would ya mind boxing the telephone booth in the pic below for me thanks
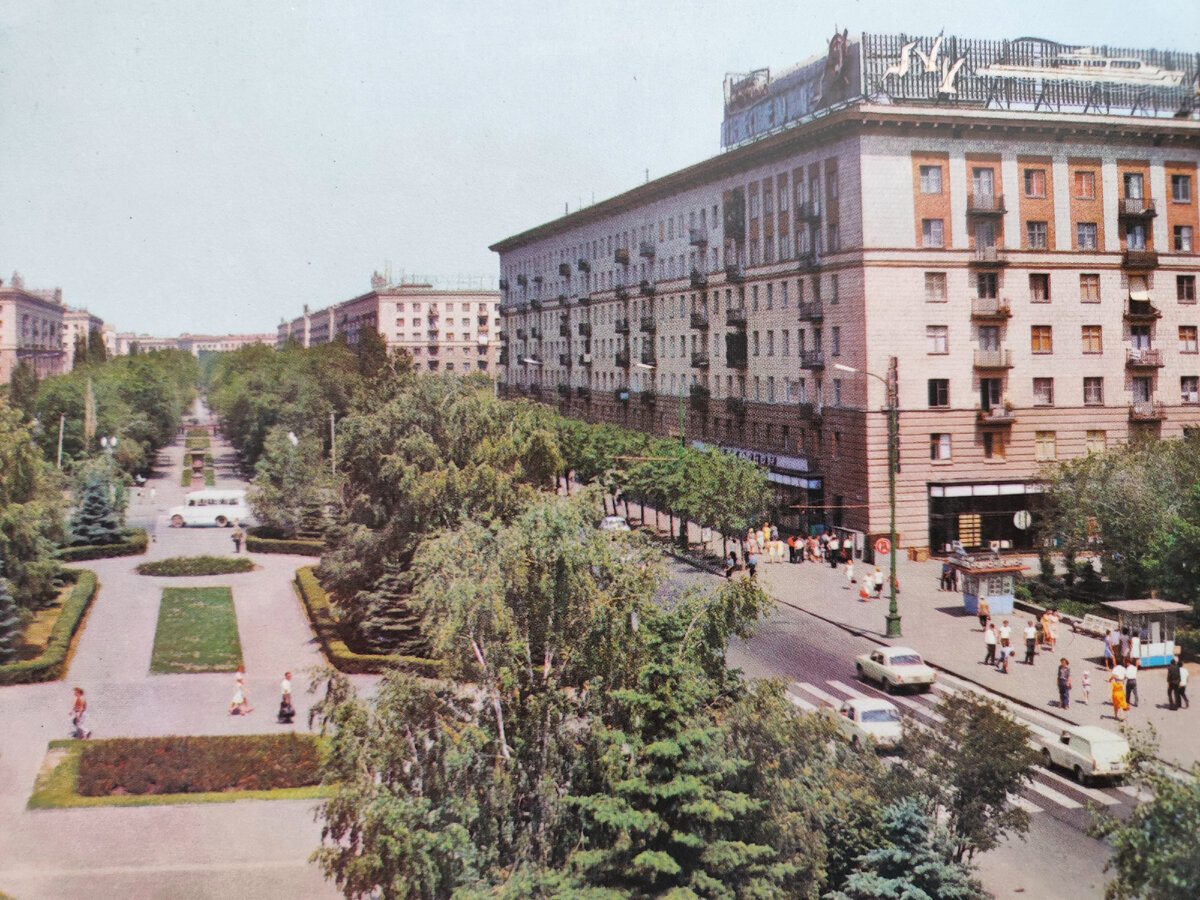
[1101,598,1190,667]
[949,552,1028,616]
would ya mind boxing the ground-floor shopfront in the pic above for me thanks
[927,481,1042,553]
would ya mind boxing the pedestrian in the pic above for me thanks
[70,687,91,739]
[1166,657,1182,710]
[983,622,997,666]
[976,596,991,630]
[1041,609,1058,650]
[1057,658,1072,709]
[1105,629,1121,670]
[278,671,295,724]
[1109,665,1130,722]
[1024,620,1037,665]
[1124,659,1138,707]
[229,665,253,715]
[1130,630,1141,666]
[998,643,1013,673]
[873,567,885,599]
[999,619,1012,651]
[747,551,758,578]
[1081,670,1092,704]
[231,525,244,553]
[787,535,797,563]
[940,562,953,591]
[1102,631,1115,671]
[724,552,736,579]
[845,558,855,586]
[1119,629,1132,666]
[1179,663,1190,709]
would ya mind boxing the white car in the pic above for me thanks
[599,515,632,532]
[855,646,938,694]
[1036,725,1130,785]
[821,697,904,750]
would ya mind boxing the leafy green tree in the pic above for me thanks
[826,798,987,900]
[72,333,88,370]
[0,561,23,664]
[87,326,108,365]
[247,425,331,538]
[893,692,1038,863]
[5,361,39,421]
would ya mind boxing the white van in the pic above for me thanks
[168,489,251,527]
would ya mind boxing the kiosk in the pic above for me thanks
[949,551,1028,616]
[1101,598,1190,667]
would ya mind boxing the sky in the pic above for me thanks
[1,1,1198,337]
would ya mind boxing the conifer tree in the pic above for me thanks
[0,562,22,664]
[68,475,124,546]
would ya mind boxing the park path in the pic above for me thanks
[0,400,344,899]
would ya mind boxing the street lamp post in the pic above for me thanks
[834,359,901,638]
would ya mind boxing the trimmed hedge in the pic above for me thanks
[57,529,149,562]
[246,533,324,556]
[0,570,98,685]
[136,555,255,577]
[294,565,442,677]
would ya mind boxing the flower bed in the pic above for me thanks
[0,571,98,685]
[136,555,255,577]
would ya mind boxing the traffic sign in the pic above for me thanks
[874,537,891,555]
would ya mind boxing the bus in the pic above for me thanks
[168,489,251,527]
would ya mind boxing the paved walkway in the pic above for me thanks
[0,403,343,899]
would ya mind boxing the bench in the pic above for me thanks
[1074,613,1118,638]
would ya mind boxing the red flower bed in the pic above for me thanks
[77,734,322,796]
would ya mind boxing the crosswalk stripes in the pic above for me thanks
[1038,766,1122,806]
[1026,779,1084,810]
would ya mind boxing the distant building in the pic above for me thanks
[0,272,67,382]
[62,306,105,368]
[279,273,502,374]
[175,333,275,356]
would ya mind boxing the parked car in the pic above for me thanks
[599,515,632,532]
[855,646,937,694]
[821,697,904,750]
[1036,725,1130,785]
[168,489,250,527]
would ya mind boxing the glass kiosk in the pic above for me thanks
[1101,598,1191,667]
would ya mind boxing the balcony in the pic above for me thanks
[516,328,527,340]
[558,262,571,277]
[690,311,710,330]
[615,349,631,369]
[976,406,1017,425]
[726,307,747,328]
[690,269,708,288]
[689,384,710,408]
[427,328,440,338]
[478,312,490,325]
[498,347,509,365]
[795,200,821,222]
[640,349,657,367]
[640,279,656,297]
[970,297,1012,319]
[797,300,823,322]
[967,193,1006,216]
[517,274,528,287]
[615,318,630,335]
[427,344,439,355]
[1126,347,1164,368]
[726,344,748,369]
[639,241,656,259]
[973,348,1014,369]
[614,248,630,265]
[1130,400,1165,421]
[578,294,591,306]
[725,396,748,417]
[1122,250,1159,269]
[578,259,591,273]
[797,252,820,272]
[558,353,572,367]
[797,401,822,421]
[640,316,657,334]
[799,349,825,370]
[970,246,1009,267]
[559,323,570,338]
[529,326,542,340]
[578,322,592,337]
[725,263,745,283]
[530,297,542,310]
[1118,197,1157,219]
[691,351,710,369]
[556,293,568,304]
[1124,299,1162,321]
[578,353,593,367]
[615,284,629,300]
[689,227,708,246]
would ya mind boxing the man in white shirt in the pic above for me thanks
[1023,621,1037,665]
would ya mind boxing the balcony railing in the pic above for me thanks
[690,269,708,288]
[558,353,572,367]
[795,200,821,222]
[614,248,630,265]
[725,396,748,416]
[640,279,656,296]
[689,227,708,246]
[1126,347,1164,368]
[1119,197,1157,218]
[797,300,823,322]
[797,401,822,420]
[558,262,571,276]
[1130,400,1165,420]
[973,348,1013,368]
[615,350,631,368]
[970,297,1012,319]
[1122,250,1159,269]
[577,259,591,273]
[797,252,820,271]
[970,246,1009,267]
[725,263,745,283]
[690,351,710,368]
[615,318,630,335]
[690,311,710,330]
[799,349,825,369]
[976,406,1017,425]
[615,284,629,300]
[640,316,657,334]
[577,293,591,306]
[639,241,656,259]
[967,193,1006,216]
[1124,299,1161,320]
[640,349,657,367]
[726,307,747,328]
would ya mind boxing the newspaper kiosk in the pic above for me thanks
[1101,598,1190,667]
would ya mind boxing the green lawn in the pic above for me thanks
[150,586,243,673]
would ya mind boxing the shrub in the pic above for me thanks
[0,570,97,685]
[57,529,149,562]
[294,565,441,677]
[203,468,215,486]
[136,556,255,577]
[246,532,324,556]
[180,469,194,487]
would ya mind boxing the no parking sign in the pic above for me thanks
[874,537,891,555]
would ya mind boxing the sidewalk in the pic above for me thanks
[619,500,1199,771]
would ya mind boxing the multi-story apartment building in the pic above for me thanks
[62,306,105,368]
[278,273,502,374]
[0,273,68,382]
[490,32,1200,554]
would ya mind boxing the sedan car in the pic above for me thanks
[599,515,632,532]
[821,697,904,750]
[855,646,937,694]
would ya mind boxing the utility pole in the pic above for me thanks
[330,412,336,478]
[885,355,901,638]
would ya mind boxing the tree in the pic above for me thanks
[247,425,330,538]
[0,561,22,664]
[826,799,987,900]
[86,326,108,365]
[893,692,1038,862]
[68,467,126,546]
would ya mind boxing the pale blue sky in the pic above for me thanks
[1,1,1197,336]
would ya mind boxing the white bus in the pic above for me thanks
[168,489,251,527]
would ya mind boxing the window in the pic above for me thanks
[1123,173,1145,200]
[1026,221,1048,249]
[925,272,947,302]
[753,331,760,356]
[833,379,842,406]
[1031,325,1053,353]
[1024,169,1046,197]
[922,218,945,248]
[930,433,951,460]
[1030,273,1051,302]
[1131,324,1151,350]
[782,329,790,356]
[1173,174,1193,203]
[1083,376,1104,406]
[977,272,998,299]
[978,325,1000,350]
[1086,431,1107,454]
[1082,325,1103,353]
[919,165,942,194]
[830,326,840,356]
[1033,377,1054,406]
[767,330,775,355]
[1181,326,1198,353]
[972,167,995,198]
[1126,223,1147,251]
[927,325,948,354]
[1180,275,1198,303]
[983,432,1006,459]
[1132,376,1153,403]
[928,378,949,407]
[1080,273,1101,302]
[830,273,840,304]
[1175,226,1194,252]
[1076,222,1098,250]
[1183,376,1200,404]
[1074,170,1096,199]
[1035,431,1057,461]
